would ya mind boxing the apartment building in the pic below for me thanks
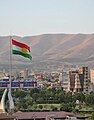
[90,69,94,84]
[67,66,89,94]
[68,70,81,93]
[80,67,89,94]
[59,71,69,92]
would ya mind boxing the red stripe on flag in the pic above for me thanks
[12,39,30,52]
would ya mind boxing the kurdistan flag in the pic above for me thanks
[12,39,32,60]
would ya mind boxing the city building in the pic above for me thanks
[68,70,81,93]
[79,67,89,94]
[90,69,94,84]
[0,81,37,89]
[59,71,69,92]
[68,66,90,94]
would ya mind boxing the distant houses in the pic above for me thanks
[0,65,94,94]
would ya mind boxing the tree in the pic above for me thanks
[38,105,43,110]
[26,97,33,109]
[14,90,28,99]
[32,93,39,102]
[30,88,39,97]
[65,92,73,103]
[50,105,57,111]
[74,92,85,103]
[60,103,72,112]
[32,103,37,110]
[85,93,94,105]
[91,112,94,120]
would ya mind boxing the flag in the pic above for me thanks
[12,39,32,60]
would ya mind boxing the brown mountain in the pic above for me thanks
[0,34,94,66]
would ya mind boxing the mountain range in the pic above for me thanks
[0,33,94,68]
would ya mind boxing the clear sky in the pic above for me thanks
[0,0,94,36]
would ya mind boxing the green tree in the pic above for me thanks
[32,93,39,102]
[30,88,39,97]
[85,93,94,105]
[65,92,73,103]
[38,105,43,110]
[14,90,28,99]
[74,92,85,103]
[60,103,72,112]
[32,103,37,110]
[91,112,94,120]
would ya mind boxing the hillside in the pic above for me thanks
[0,34,94,68]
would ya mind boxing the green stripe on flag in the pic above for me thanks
[12,50,32,60]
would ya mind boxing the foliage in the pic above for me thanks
[73,92,85,103]
[10,88,94,112]
[91,112,94,120]
[60,103,73,112]
[85,93,94,105]
[38,105,43,110]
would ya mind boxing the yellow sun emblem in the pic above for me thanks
[21,48,28,53]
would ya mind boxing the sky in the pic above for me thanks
[0,0,94,36]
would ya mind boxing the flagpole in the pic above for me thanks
[9,35,14,115]
[9,35,12,94]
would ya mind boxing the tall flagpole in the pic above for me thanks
[9,35,12,94]
[8,35,15,114]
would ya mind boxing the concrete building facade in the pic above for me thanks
[67,66,90,94]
